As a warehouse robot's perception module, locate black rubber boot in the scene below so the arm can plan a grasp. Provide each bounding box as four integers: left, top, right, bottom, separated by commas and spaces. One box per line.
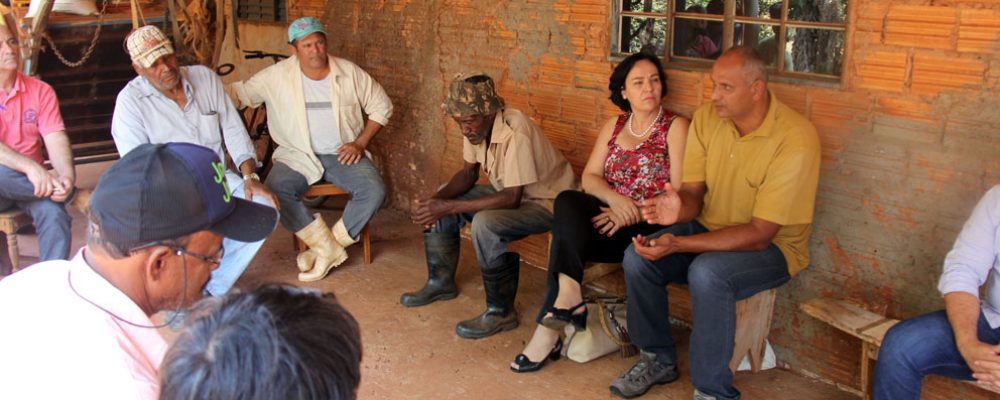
400, 232, 461, 307
455, 252, 520, 339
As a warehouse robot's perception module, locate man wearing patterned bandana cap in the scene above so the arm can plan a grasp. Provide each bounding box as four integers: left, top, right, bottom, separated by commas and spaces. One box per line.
112, 25, 279, 299
403, 73, 578, 340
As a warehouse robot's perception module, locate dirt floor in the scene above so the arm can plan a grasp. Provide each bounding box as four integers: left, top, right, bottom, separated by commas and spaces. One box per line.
5, 161, 856, 399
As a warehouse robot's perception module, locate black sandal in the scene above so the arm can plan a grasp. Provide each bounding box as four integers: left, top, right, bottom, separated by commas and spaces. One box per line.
510, 337, 563, 373
540, 302, 588, 330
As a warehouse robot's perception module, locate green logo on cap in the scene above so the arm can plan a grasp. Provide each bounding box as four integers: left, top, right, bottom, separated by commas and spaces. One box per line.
212, 161, 232, 203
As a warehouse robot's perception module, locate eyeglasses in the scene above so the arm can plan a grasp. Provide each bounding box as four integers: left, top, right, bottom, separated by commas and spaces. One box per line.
132, 242, 224, 266
166, 245, 224, 266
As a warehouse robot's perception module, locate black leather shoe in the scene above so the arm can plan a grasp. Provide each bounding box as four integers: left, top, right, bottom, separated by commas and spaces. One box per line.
510, 337, 563, 373
540, 302, 587, 330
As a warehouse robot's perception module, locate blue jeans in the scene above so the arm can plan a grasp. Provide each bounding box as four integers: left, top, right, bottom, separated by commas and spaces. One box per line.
873, 310, 1000, 400
204, 171, 276, 297
265, 156, 385, 237
0, 165, 70, 261
430, 185, 552, 270
622, 221, 790, 400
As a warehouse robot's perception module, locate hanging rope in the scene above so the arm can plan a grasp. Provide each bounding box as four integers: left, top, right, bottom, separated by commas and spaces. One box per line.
41, 0, 109, 68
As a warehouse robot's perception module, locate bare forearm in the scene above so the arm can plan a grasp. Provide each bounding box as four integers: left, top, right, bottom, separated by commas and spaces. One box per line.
434, 167, 478, 200
582, 173, 622, 204
354, 120, 383, 148
945, 291, 983, 346
440, 190, 521, 215
42, 131, 74, 180
673, 222, 774, 253
675, 188, 704, 223
238, 159, 256, 176
0, 142, 45, 174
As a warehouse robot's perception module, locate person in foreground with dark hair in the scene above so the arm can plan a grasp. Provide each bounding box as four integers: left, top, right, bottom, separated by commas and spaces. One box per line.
0, 142, 279, 399
160, 284, 362, 400
610, 47, 820, 399
511, 51, 689, 373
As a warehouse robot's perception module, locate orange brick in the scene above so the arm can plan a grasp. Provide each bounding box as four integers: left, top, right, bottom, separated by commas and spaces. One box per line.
537, 55, 574, 87
529, 85, 562, 119
541, 119, 577, 153
561, 90, 600, 125
884, 5, 957, 50
856, 1, 889, 33
574, 60, 611, 90
664, 69, 704, 116
957, 9, 1000, 53
771, 83, 808, 115
876, 97, 936, 123
911, 55, 985, 96
855, 51, 907, 93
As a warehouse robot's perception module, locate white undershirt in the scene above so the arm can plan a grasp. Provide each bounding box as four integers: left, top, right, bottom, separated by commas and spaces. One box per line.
302, 73, 342, 154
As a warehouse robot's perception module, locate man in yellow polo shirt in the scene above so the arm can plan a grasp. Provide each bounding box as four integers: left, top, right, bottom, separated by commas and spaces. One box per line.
609, 47, 820, 400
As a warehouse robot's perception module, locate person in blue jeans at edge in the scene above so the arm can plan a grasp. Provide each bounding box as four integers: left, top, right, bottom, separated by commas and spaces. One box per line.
111, 25, 279, 298
873, 185, 1000, 399
610, 46, 821, 400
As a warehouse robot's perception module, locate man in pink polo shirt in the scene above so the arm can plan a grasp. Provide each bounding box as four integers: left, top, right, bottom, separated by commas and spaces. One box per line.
0, 17, 75, 261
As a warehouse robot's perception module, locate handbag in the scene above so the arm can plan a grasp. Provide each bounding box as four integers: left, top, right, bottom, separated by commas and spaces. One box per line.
563, 296, 638, 363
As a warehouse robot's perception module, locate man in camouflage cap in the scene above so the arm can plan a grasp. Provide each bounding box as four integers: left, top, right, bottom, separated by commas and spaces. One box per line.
405, 73, 578, 339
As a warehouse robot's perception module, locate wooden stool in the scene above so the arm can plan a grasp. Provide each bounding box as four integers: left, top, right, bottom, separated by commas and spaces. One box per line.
292, 183, 372, 264
0, 209, 32, 275
730, 288, 777, 373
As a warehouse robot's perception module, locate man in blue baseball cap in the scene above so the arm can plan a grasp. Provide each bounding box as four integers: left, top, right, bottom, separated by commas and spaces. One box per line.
0, 142, 278, 399
233, 16, 392, 282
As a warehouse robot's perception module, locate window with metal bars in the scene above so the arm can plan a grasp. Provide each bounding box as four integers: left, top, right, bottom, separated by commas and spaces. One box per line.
237, 0, 287, 22
612, 0, 848, 82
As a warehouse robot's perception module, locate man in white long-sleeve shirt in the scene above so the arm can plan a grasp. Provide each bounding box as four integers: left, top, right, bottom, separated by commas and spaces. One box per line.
232, 16, 392, 282
111, 25, 278, 297
874, 185, 1000, 398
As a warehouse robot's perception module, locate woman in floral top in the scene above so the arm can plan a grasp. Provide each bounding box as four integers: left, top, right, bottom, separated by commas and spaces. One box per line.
511, 52, 690, 372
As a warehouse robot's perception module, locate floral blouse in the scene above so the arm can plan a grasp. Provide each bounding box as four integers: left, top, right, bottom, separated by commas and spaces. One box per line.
603, 111, 676, 201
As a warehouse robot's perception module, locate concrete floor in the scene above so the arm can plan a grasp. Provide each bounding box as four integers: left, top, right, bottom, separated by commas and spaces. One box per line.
6, 163, 857, 399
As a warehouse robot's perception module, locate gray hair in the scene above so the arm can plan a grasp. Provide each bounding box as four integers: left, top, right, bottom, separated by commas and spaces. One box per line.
723, 46, 768, 86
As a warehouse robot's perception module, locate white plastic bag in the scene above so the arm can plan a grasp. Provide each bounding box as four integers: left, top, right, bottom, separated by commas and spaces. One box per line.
737, 339, 777, 371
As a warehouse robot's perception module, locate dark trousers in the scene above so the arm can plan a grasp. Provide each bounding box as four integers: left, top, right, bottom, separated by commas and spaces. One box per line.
535, 190, 665, 323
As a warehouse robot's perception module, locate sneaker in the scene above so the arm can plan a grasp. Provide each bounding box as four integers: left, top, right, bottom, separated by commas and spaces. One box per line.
610, 350, 679, 399
693, 389, 718, 400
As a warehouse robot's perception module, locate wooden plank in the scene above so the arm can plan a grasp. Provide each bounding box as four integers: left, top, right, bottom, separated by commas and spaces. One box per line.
859, 319, 899, 348
800, 298, 887, 341
583, 262, 622, 283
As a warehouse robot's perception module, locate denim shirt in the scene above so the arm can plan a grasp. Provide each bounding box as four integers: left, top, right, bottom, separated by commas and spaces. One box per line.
938, 185, 1000, 328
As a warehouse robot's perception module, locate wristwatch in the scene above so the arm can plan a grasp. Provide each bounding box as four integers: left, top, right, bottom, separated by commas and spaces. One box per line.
243, 172, 261, 182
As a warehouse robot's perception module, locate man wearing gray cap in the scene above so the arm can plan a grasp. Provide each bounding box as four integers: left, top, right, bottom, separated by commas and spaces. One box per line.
111, 25, 278, 298
0, 142, 278, 399
232, 16, 392, 282
404, 73, 577, 339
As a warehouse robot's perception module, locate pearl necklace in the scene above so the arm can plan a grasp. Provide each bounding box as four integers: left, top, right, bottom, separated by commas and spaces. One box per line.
627, 107, 662, 138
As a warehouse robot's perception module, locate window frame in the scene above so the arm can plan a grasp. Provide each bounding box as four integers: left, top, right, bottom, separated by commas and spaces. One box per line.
610, 0, 852, 86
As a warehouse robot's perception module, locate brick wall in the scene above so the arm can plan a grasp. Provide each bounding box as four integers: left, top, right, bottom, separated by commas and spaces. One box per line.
226, 0, 1000, 397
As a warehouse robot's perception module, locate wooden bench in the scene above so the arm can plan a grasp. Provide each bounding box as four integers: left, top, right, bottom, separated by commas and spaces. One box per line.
584, 261, 778, 373
0, 209, 32, 275
800, 298, 1000, 399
